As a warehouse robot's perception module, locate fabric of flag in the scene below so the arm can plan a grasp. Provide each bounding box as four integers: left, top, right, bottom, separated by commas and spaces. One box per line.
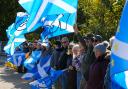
13, 51, 25, 67
14, 12, 43, 37
23, 53, 51, 81
29, 67, 64, 89
36, 54, 51, 79
6, 55, 13, 64
6, 23, 15, 39
42, 13, 77, 38
4, 35, 26, 55
4, 12, 28, 55
40, 31, 49, 48
24, 51, 42, 70
17, 0, 78, 35
30, 77, 51, 89
21, 72, 35, 80
111, 0, 128, 88
5, 0, 78, 55
18, 0, 34, 14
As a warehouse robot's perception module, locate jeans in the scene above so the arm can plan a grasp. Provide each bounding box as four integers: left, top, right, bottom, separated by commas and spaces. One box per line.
61, 71, 68, 89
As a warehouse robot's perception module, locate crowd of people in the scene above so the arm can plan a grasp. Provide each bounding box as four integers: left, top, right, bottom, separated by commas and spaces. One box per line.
49, 26, 114, 89
5, 25, 116, 89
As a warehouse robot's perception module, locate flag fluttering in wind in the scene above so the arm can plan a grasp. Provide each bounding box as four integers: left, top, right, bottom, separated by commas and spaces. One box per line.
4, 35, 26, 55
13, 51, 25, 67
30, 67, 64, 89
5, 0, 78, 88
22, 53, 51, 81
111, 0, 128, 88
4, 12, 28, 55
24, 51, 42, 70
16, 0, 78, 36
4, 0, 78, 55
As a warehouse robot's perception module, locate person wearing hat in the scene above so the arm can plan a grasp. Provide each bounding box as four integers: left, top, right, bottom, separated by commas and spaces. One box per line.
74, 25, 96, 89
86, 41, 110, 89
93, 35, 103, 46
50, 38, 69, 89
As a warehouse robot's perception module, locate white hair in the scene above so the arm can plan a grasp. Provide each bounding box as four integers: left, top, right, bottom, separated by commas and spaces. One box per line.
72, 44, 80, 51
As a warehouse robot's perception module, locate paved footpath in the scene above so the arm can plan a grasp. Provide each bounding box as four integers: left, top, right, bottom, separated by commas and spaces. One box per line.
0, 55, 31, 89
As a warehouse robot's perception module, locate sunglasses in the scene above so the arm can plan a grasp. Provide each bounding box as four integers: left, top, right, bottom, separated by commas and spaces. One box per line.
94, 40, 98, 42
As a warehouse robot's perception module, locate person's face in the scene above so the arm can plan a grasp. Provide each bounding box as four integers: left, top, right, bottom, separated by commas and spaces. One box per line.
61, 40, 69, 48
72, 48, 78, 55
87, 39, 93, 47
93, 40, 100, 46
36, 44, 41, 49
95, 49, 102, 59
33, 42, 37, 48
79, 43, 85, 54
68, 47, 73, 55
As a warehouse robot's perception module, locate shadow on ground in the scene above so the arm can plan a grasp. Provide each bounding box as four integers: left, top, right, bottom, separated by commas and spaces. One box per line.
0, 55, 31, 89
0, 67, 31, 89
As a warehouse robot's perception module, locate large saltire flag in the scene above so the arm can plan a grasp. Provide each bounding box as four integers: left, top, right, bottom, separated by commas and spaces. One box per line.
5, 0, 78, 55
15, 0, 78, 37
4, 12, 28, 55
22, 54, 51, 81
29, 67, 65, 89
111, 0, 128, 88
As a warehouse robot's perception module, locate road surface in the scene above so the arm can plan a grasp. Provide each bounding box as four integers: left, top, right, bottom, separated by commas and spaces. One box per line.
0, 55, 31, 89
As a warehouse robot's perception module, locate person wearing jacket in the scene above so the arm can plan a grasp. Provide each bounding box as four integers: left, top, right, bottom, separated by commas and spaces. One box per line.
67, 43, 77, 89
50, 37, 69, 89
86, 41, 110, 89
74, 25, 103, 89
50, 40, 63, 89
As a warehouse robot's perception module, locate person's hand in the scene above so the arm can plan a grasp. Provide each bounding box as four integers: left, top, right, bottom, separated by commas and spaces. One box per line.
73, 24, 79, 34
69, 66, 73, 70
54, 66, 57, 69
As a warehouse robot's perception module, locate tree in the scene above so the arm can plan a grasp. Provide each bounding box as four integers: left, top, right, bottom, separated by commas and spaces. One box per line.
0, 0, 24, 41
77, 0, 125, 40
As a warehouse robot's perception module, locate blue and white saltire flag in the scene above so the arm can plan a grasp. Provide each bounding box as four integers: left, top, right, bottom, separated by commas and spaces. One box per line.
36, 54, 51, 79
5, 0, 78, 55
6, 23, 15, 39
111, 0, 128, 88
4, 12, 28, 55
17, 0, 78, 36
21, 72, 35, 80
13, 51, 25, 67
22, 53, 51, 81
4, 35, 26, 55
22, 55, 51, 80
29, 67, 64, 89
30, 76, 51, 89
40, 30, 50, 47
24, 51, 42, 71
